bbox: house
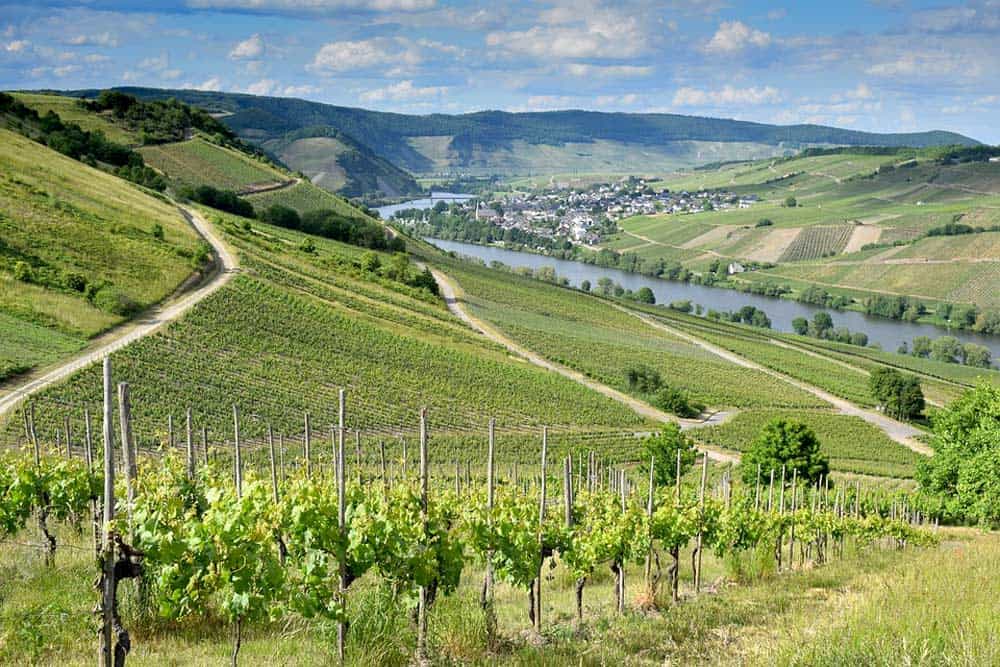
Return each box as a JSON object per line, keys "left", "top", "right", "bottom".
{"left": 727, "top": 262, "right": 746, "bottom": 275}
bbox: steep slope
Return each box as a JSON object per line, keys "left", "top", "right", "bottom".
{"left": 63, "top": 87, "right": 978, "bottom": 180}
{"left": 0, "top": 128, "right": 207, "bottom": 380}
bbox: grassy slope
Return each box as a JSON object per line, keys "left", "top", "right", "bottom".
{"left": 7, "top": 210, "right": 648, "bottom": 452}
{"left": 138, "top": 136, "right": 286, "bottom": 191}
{"left": 0, "top": 129, "right": 203, "bottom": 371}
{"left": 608, "top": 152, "right": 1000, "bottom": 308}
{"left": 10, "top": 92, "right": 139, "bottom": 144}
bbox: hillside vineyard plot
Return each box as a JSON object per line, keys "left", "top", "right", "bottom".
{"left": 433, "top": 257, "right": 825, "bottom": 411}
{"left": 3, "top": 212, "right": 649, "bottom": 447}
{"left": 138, "top": 137, "right": 286, "bottom": 192}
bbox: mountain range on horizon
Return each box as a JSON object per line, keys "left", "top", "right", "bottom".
{"left": 54, "top": 86, "right": 980, "bottom": 199}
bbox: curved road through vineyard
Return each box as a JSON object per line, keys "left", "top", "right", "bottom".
{"left": 0, "top": 206, "right": 238, "bottom": 418}
{"left": 427, "top": 266, "right": 739, "bottom": 463}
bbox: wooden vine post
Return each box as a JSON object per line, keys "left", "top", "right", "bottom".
{"left": 416, "top": 408, "right": 430, "bottom": 665}
{"left": 481, "top": 418, "right": 497, "bottom": 647}
{"left": 788, "top": 469, "right": 798, "bottom": 570}
{"left": 232, "top": 405, "right": 242, "bottom": 498}
{"left": 670, "top": 448, "right": 681, "bottom": 603}
{"left": 84, "top": 408, "right": 100, "bottom": 557}
{"left": 337, "top": 389, "right": 347, "bottom": 664}
{"left": 533, "top": 427, "right": 548, "bottom": 633}
{"left": 118, "top": 383, "right": 136, "bottom": 538}
{"left": 185, "top": 408, "right": 195, "bottom": 479}
{"left": 694, "top": 452, "right": 708, "bottom": 594}
{"left": 303, "top": 412, "right": 311, "bottom": 479}
{"left": 616, "top": 469, "right": 626, "bottom": 614}
{"left": 99, "top": 358, "right": 116, "bottom": 667}
{"left": 643, "top": 455, "right": 656, "bottom": 602}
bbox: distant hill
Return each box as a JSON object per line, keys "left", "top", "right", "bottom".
{"left": 63, "top": 87, "right": 979, "bottom": 184}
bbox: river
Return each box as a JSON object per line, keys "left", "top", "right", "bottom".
{"left": 426, "top": 237, "right": 1000, "bottom": 362}
{"left": 376, "top": 192, "right": 475, "bottom": 220}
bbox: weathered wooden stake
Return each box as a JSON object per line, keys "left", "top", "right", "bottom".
{"left": 64, "top": 415, "right": 73, "bottom": 459}
{"left": 99, "top": 358, "right": 115, "bottom": 667}
{"left": 303, "top": 412, "right": 312, "bottom": 479}
{"left": 534, "top": 427, "right": 548, "bottom": 633}
{"left": 117, "top": 383, "right": 136, "bottom": 537}
{"left": 185, "top": 408, "right": 195, "bottom": 479}
{"left": 337, "top": 389, "right": 346, "bottom": 664}
{"left": 694, "top": 453, "right": 708, "bottom": 594}
{"left": 232, "top": 405, "right": 242, "bottom": 498}
{"left": 416, "top": 408, "right": 429, "bottom": 665}
{"left": 482, "top": 418, "right": 497, "bottom": 646}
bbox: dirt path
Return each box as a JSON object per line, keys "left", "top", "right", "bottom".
{"left": 0, "top": 206, "right": 238, "bottom": 418}
{"left": 620, "top": 309, "right": 932, "bottom": 456}
{"left": 237, "top": 177, "right": 301, "bottom": 196}
{"left": 426, "top": 266, "right": 738, "bottom": 463}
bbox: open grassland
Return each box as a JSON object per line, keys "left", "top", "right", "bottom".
{"left": 697, "top": 408, "right": 923, "bottom": 478}
{"left": 760, "top": 533, "right": 1000, "bottom": 666}
{"left": 0, "top": 129, "right": 203, "bottom": 338}
{"left": 3, "top": 210, "right": 649, "bottom": 447}
{"left": 10, "top": 92, "right": 138, "bottom": 144}
{"left": 244, "top": 178, "right": 365, "bottom": 218}
{"left": 268, "top": 136, "right": 350, "bottom": 192}
{"left": 432, "top": 256, "right": 825, "bottom": 411}
{"left": 139, "top": 137, "right": 286, "bottom": 191}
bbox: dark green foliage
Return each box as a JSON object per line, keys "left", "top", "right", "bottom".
{"left": 92, "top": 285, "right": 140, "bottom": 316}
{"left": 741, "top": 419, "right": 830, "bottom": 486}
{"left": 869, "top": 367, "right": 924, "bottom": 420}
{"left": 625, "top": 365, "right": 662, "bottom": 394}
{"left": 634, "top": 286, "right": 655, "bottom": 304}
{"left": 180, "top": 185, "right": 256, "bottom": 218}
{"left": 653, "top": 386, "right": 705, "bottom": 418}
{"left": 298, "top": 209, "right": 404, "bottom": 252}
{"left": 791, "top": 317, "right": 809, "bottom": 336}
{"left": 755, "top": 218, "right": 773, "bottom": 227}
{"left": 84, "top": 90, "right": 238, "bottom": 146}
{"left": 916, "top": 384, "right": 1000, "bottom": 526}
{"left": 261, "top": 204, "right": 301, "bottom": 230}
{"left": 640, "top": 423, "right": 697, "bottom": 486}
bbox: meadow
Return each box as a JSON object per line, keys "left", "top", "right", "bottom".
{"left": 244, "top": 178, "right": 368, "bottom": 217}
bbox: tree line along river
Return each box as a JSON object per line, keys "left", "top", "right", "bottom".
{"left": 377, "top": 195, "right": 1000, "bottom": 364}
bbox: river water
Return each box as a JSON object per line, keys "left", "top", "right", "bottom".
{"left": 426, "top": 237, "right": 1000, "bottom": 362}
{"left": 376, "top": 192, "right": 475, "bottom": 220}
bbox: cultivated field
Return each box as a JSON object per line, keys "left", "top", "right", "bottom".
{"left": 139, "top": 137, "right": 286, "bottom": 192}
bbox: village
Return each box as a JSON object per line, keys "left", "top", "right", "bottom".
{"left": 424, "top": 178, "right": 758, "bottom": 246}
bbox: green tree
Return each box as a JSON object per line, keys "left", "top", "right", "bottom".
{"left": 741, "top": 419, "right": 829, "bottom": 485}
{"left": 869, "top": 367, "right": 924, "bottom": 420}
{"left": 358, "top": 251, "right": 381, "bottom": 273}
{"left": 811, "top": 311, "right": 833, "bottom": 337}
{"left": 791, "top": 317, "right": 809, "bottom": 336}
{"left": 597, "top": 277, "right": 614, "bottom": 296}
{"left": 931, "top": 336, "right": 962, "bottom": 363}
{"left": 784, "top": 196, "right": 797, "bottom": 208}
{"left": 916, "top": 384, "right": 1000, "bottom": 526}
{"left": 580, "top": 279, "right": 591, "bottom": 292}
{"left": 911, "top": 336, "right": 932, "bottom": 358}
{"left": 635, "top": 286, "right": 655, "bottom": 304}
{"left": 961, "top": 343, "right": 992, "bottom": 368}
{"left": 640, "top": 423, "right": 697, "bottom": 487}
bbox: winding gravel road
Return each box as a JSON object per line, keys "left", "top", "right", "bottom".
{"left": 0, "top": 206, "right": 238, "bottom": 418}
{"left": 426, "top": 266, "right": 739, "bottom": 463}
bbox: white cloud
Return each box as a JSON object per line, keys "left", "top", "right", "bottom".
{"left": 704, "top": 20, "right": 771, "bottom": 54}
{"left": 865, "top": 51, "right": 972, "bottom": 78}
{"left": 139, "top": 52, "right": 169, "bottom": 71}
{"left": 487, "top": 3, "right": 648, "bottom": 59}
{"left": 282, "top": 84, "right": 321, "bottom": 96}
{"left": 187, "top": 0, "right": 436, "bottom": 12}
{"left": 162, "top": 68, "right": 183, "bottom": 80}
{"left": 673, "top": 85, "right": 782, "bottom": 107}
{"left": 194, "top": 76, "right": 223, "bottom": 91}
{"left": 522, "top": 95, "right": 579, "bottom": 110}
{"left": 767, "top": 8, "right": 787, "bottom": 21}
{"left": 360, "top": 79, "right": 447, "bottom": 103}
{"left": 309, "top": 37, "right": 419, "bottom": 73}
{"left": 594, "top": 93, "right": 639, "bottom": 107}
{"left": 565, "top": 64, "right": 652, "bottom": 78}
{"left": 3, "top": 40, "right": 29, "bottom": 53}
{"left": 230, "top": 33, "right": 265, "bottom": 59}
{"left": 246, "top": 78, "right": 278, "bottom": 95}
{"left": 66, "top": 32, "right": 118, "bottom": 47}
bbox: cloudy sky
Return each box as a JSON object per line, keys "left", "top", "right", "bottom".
{"left": 2, "top": 1, "right": 998, "bottom": 141}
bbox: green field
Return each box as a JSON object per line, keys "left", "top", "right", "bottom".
{"left": 0, "top": 129, "right": 203, "bottom": 339}
{"left": 0, "top": 311, "right": 83, "bottom": 381}
{"left": 139, "top": 137, "right": 286, "bottom": 192}
{"left": 244, "top": 178, "right": 367, "bottom": 218}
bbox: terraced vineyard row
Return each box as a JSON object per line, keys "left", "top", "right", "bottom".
{"left": 779, "top": 224, "right": 854, "bottom": 262}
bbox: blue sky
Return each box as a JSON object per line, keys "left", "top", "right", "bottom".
{"left": 2, "top": 1, "right": 998, "bottom": 142}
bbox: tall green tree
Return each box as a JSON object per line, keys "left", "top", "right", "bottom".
{"left": 741, "top": 419, "right": 829, "bottom": 485}
{"left": 869, "top": 367, "right": 924, "bottom": 420}
{"left": 641, "top": 423, "right": 697, "bottom": 487}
